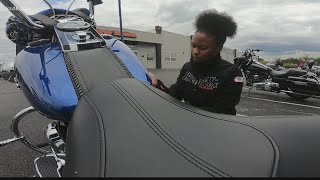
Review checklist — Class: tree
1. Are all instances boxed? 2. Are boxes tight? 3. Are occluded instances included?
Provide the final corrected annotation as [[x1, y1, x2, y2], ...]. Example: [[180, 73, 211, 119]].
[[282, 58, 299, 64], [315, 57, 320, 65], [259, 59, 268, 65], [301, 54, 310, 61], [273, 57, 281, 62]]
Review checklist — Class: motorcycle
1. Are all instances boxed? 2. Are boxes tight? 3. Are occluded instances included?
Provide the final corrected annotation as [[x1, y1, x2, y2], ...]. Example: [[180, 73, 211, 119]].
[[0, 61, 15, 82], [1, 0, 320, 178], [0, 0, 151, 177], [234, 49, 320, 100]]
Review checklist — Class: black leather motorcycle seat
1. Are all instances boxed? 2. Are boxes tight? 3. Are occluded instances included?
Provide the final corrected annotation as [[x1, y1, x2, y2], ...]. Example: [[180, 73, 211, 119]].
[[270, 69, 307, 78], [63, 78, 280, 177], [64, 78, 320, 177], [63, 47, 133, 98]]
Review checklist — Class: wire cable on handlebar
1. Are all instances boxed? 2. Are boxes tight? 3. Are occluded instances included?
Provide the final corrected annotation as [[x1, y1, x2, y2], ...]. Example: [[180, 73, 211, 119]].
[[65, 0, 76, 17], [42, 0, 56, 20]]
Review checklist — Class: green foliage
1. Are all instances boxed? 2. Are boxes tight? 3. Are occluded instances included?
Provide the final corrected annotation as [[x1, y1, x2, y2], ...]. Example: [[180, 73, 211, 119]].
[[266, 56, 320, 66], [258, 60, 268, 65], [283, 63, 298, 69], [281, 58, 299, 64], [314, 58, 320, 65]]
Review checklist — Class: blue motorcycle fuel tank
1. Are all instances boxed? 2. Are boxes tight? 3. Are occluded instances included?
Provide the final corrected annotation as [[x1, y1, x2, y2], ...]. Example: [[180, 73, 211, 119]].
[[15, 39, 151, 122], [104, 38, 151, 83], [15, 43, 78, 121]]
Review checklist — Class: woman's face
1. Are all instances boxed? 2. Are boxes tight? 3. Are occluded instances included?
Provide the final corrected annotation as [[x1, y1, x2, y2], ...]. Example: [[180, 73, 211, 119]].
[[191, 31, 222, 63]]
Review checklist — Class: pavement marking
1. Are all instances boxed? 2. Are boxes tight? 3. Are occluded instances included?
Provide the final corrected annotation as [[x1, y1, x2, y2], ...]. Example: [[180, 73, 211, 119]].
[[236, 114, 248, 117], [243, 96, 320, 110], [269, 107, 316, 116], [0, 92, 22, 96]]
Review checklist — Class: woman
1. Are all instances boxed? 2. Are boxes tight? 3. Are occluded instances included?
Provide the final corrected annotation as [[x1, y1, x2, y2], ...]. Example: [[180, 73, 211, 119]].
[[149, 9, 243, 115]]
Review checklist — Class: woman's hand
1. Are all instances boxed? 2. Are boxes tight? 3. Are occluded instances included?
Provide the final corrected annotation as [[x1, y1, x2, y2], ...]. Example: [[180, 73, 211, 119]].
[[148, 71, 158, 87]]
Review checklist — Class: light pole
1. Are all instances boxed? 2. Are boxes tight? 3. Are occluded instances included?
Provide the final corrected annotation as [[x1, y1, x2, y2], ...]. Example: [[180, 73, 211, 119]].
[[118, 0, 124, 42]]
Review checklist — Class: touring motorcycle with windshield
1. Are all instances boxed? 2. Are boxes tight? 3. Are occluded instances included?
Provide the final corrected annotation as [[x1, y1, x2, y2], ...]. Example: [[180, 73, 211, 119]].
[[1, 0, 320, 178], [234, 49, 320, 100]]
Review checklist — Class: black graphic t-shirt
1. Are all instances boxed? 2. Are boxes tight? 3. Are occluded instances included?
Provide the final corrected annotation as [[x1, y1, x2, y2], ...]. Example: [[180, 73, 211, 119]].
[[159, 55, 243, 115]]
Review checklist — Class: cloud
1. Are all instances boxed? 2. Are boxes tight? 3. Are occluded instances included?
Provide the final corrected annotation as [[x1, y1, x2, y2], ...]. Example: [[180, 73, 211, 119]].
[[220, 1, 320, 59], [0, 0, 320, 61]]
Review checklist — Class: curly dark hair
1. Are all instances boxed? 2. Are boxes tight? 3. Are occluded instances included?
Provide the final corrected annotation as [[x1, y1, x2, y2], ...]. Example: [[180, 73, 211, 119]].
[[194, 9, 237, 45]]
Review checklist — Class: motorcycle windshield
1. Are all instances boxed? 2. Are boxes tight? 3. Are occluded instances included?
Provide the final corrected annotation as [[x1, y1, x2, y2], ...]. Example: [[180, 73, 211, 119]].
[[13, 0, 89, 16], [44, 0, 90, 10]]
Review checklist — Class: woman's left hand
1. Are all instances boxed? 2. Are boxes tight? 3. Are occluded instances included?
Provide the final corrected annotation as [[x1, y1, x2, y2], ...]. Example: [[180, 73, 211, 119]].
[[148, 71, 158, 87]]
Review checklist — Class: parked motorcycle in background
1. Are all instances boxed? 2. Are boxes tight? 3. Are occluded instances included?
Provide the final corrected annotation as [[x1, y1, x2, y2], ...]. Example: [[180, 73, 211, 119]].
[[0, 61, 15, 82], [234, 49, 320, 100], [299, 60, 320, 77], [312, 65, 320, 77]]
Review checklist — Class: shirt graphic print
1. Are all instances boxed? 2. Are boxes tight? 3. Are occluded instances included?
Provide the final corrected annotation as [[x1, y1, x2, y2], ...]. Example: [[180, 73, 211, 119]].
[[181, 72, 220, 91]]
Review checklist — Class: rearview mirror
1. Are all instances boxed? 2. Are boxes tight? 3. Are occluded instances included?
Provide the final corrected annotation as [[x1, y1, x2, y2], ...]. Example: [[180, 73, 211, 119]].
[[88, 0, 103, 6], [308, 61, 314, 70]]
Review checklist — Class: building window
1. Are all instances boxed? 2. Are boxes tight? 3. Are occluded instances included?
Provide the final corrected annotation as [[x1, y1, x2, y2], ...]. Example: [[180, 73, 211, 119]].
[[147, 53, 155, 61], [124, 40, 138, 45], [171, 53, 177, 61], [164, 52, 177, 61]]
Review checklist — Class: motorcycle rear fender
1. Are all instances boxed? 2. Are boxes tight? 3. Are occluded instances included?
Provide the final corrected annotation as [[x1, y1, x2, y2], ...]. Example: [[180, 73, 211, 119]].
[[287, 76, 318, 84]]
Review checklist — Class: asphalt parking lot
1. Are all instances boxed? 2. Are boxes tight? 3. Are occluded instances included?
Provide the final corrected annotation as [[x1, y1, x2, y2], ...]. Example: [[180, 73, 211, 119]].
[[1, 69, 320, 177]]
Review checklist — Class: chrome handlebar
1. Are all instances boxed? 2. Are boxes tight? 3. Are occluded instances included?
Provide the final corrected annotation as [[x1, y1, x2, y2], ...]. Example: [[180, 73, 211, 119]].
[[0, 0, 45, 29], [0, 0, 101, 29], [235, 49, 263, 68]]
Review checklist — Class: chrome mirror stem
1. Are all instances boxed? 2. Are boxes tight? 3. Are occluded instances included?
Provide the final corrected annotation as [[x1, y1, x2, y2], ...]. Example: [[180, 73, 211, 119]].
[[89, 1, 95, 20]]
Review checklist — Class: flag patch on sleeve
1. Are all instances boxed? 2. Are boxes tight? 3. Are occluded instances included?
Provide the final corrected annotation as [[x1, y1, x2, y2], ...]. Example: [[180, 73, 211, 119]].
[[234, 76, 244, 83]]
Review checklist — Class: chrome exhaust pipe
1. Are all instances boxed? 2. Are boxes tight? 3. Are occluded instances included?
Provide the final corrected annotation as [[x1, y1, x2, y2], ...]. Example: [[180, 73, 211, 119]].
[[253, 82, 279, 91]]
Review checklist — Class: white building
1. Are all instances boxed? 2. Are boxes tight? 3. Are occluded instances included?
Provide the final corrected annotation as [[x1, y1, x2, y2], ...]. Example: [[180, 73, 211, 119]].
[[96, 25, 240, 69]]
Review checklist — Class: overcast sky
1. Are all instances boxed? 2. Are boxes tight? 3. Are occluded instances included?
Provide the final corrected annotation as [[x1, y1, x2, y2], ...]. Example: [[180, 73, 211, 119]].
[[1, 0, 320, 63]]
